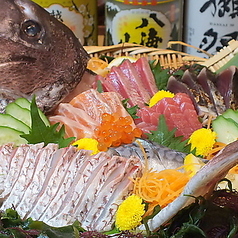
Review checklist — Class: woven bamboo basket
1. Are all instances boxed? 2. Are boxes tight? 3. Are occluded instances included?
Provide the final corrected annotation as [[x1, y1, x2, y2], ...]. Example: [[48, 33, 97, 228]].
[[201, 40, 238, 72], [84, 42, 207, 69]]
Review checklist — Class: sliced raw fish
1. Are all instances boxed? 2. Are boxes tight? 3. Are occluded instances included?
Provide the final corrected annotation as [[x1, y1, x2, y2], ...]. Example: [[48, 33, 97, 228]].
[[136, 93, 202, 139], [96, 58, 158, 108], [0, 143, 142, 231], [133, 57, 158, 95], [49, 89, 136, 140]]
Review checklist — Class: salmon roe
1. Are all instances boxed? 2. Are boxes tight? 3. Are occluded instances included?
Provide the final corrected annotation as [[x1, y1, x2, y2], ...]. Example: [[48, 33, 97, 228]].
[[94, 113, 142, 151]]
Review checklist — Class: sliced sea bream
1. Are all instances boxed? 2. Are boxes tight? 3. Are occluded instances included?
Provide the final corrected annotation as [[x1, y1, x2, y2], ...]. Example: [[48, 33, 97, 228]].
[[0, 143, 142, 231]]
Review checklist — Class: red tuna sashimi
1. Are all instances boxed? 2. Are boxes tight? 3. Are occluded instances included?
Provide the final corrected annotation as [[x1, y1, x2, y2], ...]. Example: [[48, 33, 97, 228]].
[[136, 93, 202, 139]]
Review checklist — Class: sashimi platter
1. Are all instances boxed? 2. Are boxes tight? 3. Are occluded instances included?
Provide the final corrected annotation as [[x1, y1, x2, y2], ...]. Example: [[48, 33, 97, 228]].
[[2, 0, 238, 237]]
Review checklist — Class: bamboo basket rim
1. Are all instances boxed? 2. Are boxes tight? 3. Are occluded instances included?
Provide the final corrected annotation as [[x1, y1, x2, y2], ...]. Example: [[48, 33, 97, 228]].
[[201, 40, 238, 72], [84, 43, 207, 69]]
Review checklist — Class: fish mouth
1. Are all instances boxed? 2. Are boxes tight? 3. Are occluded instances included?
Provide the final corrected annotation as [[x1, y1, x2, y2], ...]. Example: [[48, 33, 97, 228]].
[[0, 55, 36, 68]]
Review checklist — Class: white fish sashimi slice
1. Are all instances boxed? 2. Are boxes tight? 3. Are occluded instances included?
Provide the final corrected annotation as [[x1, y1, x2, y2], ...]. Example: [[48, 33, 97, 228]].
[[147, 139, 238, 231], [46, 153, 121, 226], [0, 143, 16, 194], [86, 157, 142, 231], [1, 143, 46, 209], [27, 146, 80, 220], [13, 144, 59, 218], [0, 142, 144, 230], [37, 149, 96, 224], [39, 151, 111, 226], [0, 144, 37, 201], [74, 156, 128, 224]]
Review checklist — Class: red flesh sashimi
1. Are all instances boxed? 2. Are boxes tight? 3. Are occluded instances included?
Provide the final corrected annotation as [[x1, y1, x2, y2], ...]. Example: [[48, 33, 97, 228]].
[[135, 93, 202, 140], [133, 57, 158, 95], [96, 57, 158, 108]]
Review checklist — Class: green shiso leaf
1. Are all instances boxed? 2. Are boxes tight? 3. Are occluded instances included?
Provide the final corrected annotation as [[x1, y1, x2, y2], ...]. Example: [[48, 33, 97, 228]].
[[146, 114, 191, 153], [149, 60, 170, 90], [122, 99, 140, 119], [21, 96, 75, 148]]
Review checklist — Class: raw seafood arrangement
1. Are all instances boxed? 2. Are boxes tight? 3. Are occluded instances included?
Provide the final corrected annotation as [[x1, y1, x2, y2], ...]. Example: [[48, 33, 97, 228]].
[[2, 0, 238, 238]]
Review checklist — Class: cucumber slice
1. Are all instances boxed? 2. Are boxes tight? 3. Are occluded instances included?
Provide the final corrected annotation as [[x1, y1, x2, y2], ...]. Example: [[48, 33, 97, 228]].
[[14, 97, 31, 109], [212, 115, 238, 144], [0, 126, 27, 146], [222, 108, 238, 124], [0, 114, 30, 134], [5, 102, 31, 127], [15, 98, 50, 126]]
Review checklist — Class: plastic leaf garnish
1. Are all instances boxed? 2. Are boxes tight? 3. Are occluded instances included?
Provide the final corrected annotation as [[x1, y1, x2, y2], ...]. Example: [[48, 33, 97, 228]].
[[21, 96, 75, 148], [122, 99, 140, 119], [146, 114, 191, 153]]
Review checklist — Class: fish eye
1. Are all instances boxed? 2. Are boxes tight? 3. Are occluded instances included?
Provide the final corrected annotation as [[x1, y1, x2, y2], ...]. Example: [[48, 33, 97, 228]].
[[22, 20, 42, 37]]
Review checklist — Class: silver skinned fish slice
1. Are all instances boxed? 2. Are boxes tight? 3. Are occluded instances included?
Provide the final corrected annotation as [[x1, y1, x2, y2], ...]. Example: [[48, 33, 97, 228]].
[[108, 139, 187, 172]]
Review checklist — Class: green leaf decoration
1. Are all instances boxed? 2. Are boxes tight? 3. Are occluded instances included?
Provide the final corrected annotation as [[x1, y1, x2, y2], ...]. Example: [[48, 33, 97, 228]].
[[97, 80, 104, 93], [142, 203, 161, 236], [122, 99, 140, 119], [21, 96, 75, 148], [0, 209, 85, 238], [146, 114, 191, 153], [149, 60, 170, 90]]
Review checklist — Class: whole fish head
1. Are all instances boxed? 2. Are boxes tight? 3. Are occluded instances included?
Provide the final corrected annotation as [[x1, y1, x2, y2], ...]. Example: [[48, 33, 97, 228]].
[[0, 0, 89, 112]]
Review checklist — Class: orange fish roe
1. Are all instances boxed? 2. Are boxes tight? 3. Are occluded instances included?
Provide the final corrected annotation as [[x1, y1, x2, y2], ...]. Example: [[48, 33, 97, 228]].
[[94, 113, 142, 151]]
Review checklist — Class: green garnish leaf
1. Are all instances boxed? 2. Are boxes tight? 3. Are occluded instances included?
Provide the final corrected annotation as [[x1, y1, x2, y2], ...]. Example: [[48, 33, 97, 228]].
[[142, 203, 161, 236], [122, 99, 140, 119], [149, 60, 170, 90], [146, 114, 191, 153], [0, 208, 85, 238], [96, 80, 104, 93], [21, 96, 75, 148]]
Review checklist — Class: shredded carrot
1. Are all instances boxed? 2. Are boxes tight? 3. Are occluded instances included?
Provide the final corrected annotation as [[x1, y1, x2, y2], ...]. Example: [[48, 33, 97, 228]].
[[206, 114, 215, 129], [132, 168, 190, 217], [205, 141, 226, 160]]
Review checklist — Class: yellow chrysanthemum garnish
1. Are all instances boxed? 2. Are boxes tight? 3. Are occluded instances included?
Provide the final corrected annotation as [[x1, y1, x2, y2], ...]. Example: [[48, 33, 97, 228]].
[[72, 138, 100, 155], [115, 194, 145, 231], [188, 128, 217, 157], [149, 90, 175, 107]]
